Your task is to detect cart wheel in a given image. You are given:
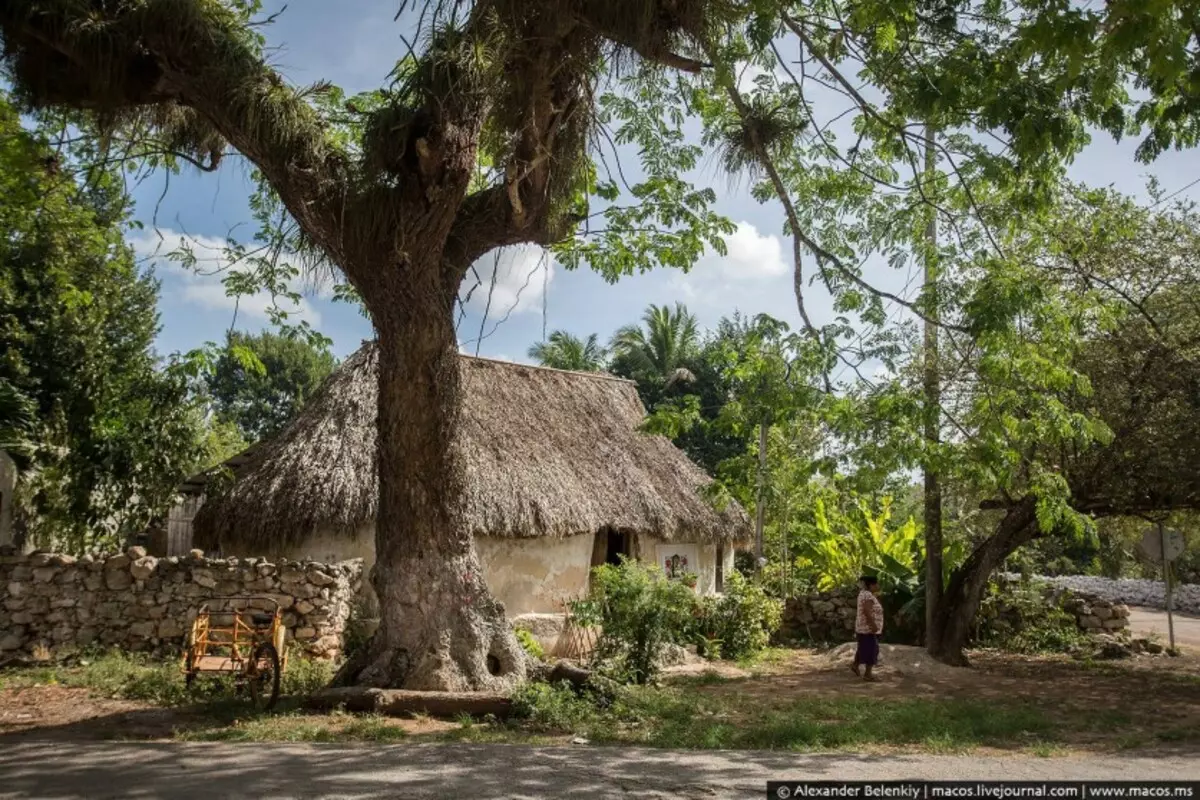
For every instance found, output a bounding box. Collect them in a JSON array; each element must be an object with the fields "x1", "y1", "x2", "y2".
[{"x1": 248, "y1": 643, "x2": 281, "y2": 711}]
